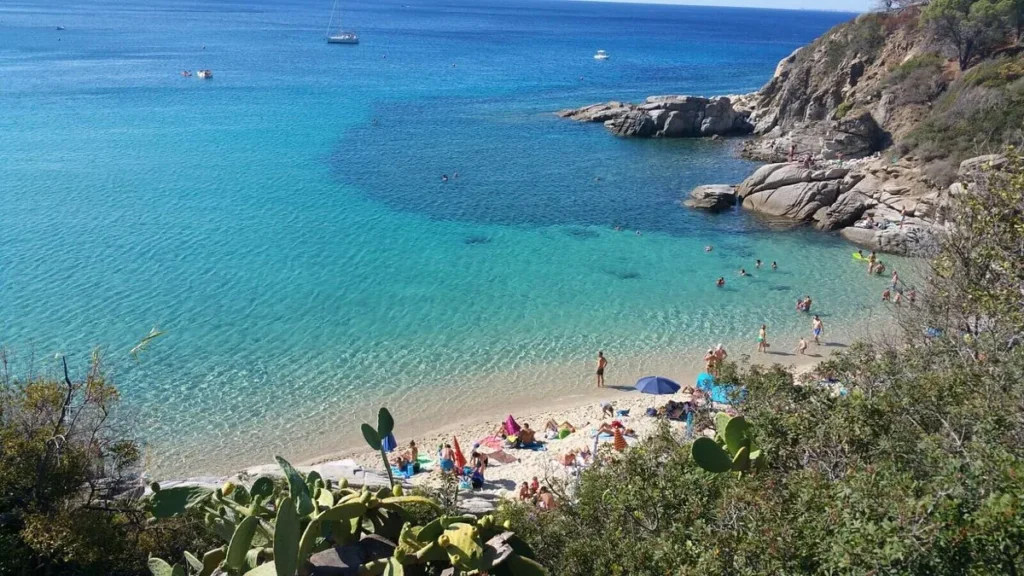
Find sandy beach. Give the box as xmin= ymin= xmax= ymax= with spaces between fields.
xmin=317 ymin=335 xmax=856 ymax=502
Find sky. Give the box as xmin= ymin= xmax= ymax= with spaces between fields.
xmin=583 ymin=0 xmax=870 ymax=11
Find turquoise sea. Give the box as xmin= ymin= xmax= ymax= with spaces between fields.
xmin=0 ymin=0 xmax=894 ymax=475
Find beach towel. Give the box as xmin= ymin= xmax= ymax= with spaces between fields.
xmin=503 ymin=415 xmax=522 ymax=437
xmin=615 ymin=409 xmax=630 ymax=417
xmin=478 ymin=436 xmax=505 ymax=450
xmin=484 ymin=449 xmax=519 ymax=464
xmin=452 ymin=436 xmax=468 ymax=470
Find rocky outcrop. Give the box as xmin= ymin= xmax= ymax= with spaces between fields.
xmin=736 ymin=164 xmax=858 ymax=221
xmin=558 ymin=95 xmax=754 ymax=138
xmin=683 ymin=185 xmax=736 ymax=212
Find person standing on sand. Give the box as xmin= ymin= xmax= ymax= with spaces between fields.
xmin=596 ymin=351 xmax=608 ymax=388
xmin=812 ymin=315 xmax=824 ymax=346
xmin=798 ymin=337 xmax=808 ymax=355
xmin=757 ymin=325 xmax=768 ymax=353
xmin=714 ymin=344 xmax=728 ymax=368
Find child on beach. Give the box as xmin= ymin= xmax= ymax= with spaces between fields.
xmin=518 ymin=482 xmax=531 ymax=501
xmin=798 ymin=337 xmax=808 ymax=355
xmin=757 ymin=325 xmax=768 ymax=353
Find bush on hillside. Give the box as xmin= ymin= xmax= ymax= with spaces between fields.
xmin=902 ymin=58 xmax=1024 ymax=161
xmin=500 ymin=152 xmax=1024 ymax=575
xmin=883 ymin=53 xmax=949 ymax=104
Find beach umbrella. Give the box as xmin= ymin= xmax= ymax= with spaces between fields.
xmin=634 ymin=376 xmax=681 ymax=395
xmin=452 ymin=436 xmax=468 ymax=470
xmin=381 ymin=432 xmax=397 ymax=453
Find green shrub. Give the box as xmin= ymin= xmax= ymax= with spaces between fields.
xmin=902 ymin=59 xmax=1024 ymax=161
xmin=835 ymin=101 xmax=854 ymax=119
xmin=964 ymin=55 xmax=1024 ymax=88
xmin=883 ymin=53 xmax=948 ymax=105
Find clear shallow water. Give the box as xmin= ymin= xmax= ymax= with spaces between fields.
xmin=0 ymin=0 xmax=885 ymax=475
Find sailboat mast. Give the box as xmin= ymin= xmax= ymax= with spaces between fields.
xmin=326 ymin=0 xmax=340 ymax=37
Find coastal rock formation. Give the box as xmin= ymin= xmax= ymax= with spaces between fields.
xmin=683 ymin=185 xmax=736 ymax=212
xmin=558 ymin=95 xmax=754 ymax=138
xmin=736 ymin=164 xmax=857 ymax=221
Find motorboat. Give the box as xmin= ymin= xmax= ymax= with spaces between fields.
xmin=196 ymin=69 xmax=213 ymax=79
xmin=594 ymin=50 xmax=609 ymax=60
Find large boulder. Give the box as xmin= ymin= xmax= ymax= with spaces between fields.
xmin=839 ymin=223 xmax=944 ymax=257
xmin=684 ymin=185 xmax=736 ymax=212
xmin=605 ymin=110 xmax=656 ymax=137
xmin=743 ymin=180 xmax=843 ymax=220
xmin=815 ymin=190 xmax=873 ymax=230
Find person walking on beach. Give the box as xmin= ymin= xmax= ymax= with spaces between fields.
xmin=812 ymin=315 xmax=824 ymax=346
xmin=596 ymin=351 xmax=608 ymax=388
xmin=797 ymin=337 xmax=808 ymax=355
xmin=757 ymin=325 xmax=768 ymax=353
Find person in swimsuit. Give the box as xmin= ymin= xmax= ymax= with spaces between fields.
xmin=771 ymin=261 xmax=778 ymax=270
xmin=704 ymin=348 xmax=716 ymax=375
xmin=812 ymin=315 xmax=824 ymax=346
xmin=739 ymin=268 xmax=748 ymax=277
xmin=882 ymin=287 xmax=891 ymax=302
xmin=757 ymin=325 xmax=768 ymax=353
xmin=596 ymin=351 xmax=608 ymax=388
xmin=803 ymin=295 xmax=812 ymax=312
xmin=797 ymin=337 xmax=808 ymax=355
xmin=716 ymin=277 xmax=725 ymax=288
xmin=755 ymin=259 xmax=763 ymax=269
xmin=439 ymin=443 xmax=455 ymax=474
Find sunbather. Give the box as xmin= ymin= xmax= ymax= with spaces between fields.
xmin=515 ymin=423 xmax=536 ymax=447
xmin=530 ymin=477 xmax=540 ymax=496
xmin=537 ymin=487 xmax=557 ymax=510
xmin=544 ymin=420 xmax=576 ymax=439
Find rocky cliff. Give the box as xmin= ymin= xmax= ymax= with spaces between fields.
xmin=558 ymin=5 xmax=1023 ymax=257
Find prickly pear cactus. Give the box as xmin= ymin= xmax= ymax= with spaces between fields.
xmin=438 ymin=522 xmax=485 ymax=573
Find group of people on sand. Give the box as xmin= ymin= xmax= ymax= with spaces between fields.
xmin=702 ymin=344 xmax=728 ymax=378
xmin=518 ymin=477 xmax=557 ymax=509
xmin=756 ymin=314 xmax=825 ymax=356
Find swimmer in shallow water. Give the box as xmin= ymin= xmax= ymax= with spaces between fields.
xmin=716 ymin=277 xmax=725 ymax=287
xmin=705 ymin=245 xmax=713 ymax=252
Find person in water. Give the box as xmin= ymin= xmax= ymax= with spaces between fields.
xmin=441 ymin=174 xmax=448 ymax=182
xmin=803 ymin=295 xmax=813 ymax=312
xmin=771 ymin=261 xmax=778 ymax=270
xmin=882 ymin=287 xmax=891 ymax=302
xmin=739 ymin=268 xmax=748 ymax=277
xmin=756 ymin=259 xmax=763 ymax=269
xmin=705 ymin=245 xmax=713 ymax=252
xmin=716 ymin=277 xmax=725 ymax=287
xmin=757 ymin=324 xmax=768 ymax=353
xmin=595 ymin=351 xmax=608 ymax=388
xmin=812 ymin=315 xmax=824 ymax=346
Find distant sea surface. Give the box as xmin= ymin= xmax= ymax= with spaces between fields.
xmin=0 ymin=0 xmax=879 ymax=475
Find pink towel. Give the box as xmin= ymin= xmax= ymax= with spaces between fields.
xmin=478 ymin=436 xmax=505 ymax=450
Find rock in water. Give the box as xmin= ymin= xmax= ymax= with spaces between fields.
xmin=683 ymin=185 xmax=737 ymax=213
xmin=558 ymin=95 xmax=755 ymax=139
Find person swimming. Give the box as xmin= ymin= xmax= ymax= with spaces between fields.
xmin=756 ymin=259 xmax=763 ymax=269
xmin=441 ymin=174 xmax=448 ymax=182
xmin=716 ymin=277 xmax=725 ymax=287
xmin=771 ymin=261 xmax=778 ymax=270
xmin=705 ymin=245 xmax=713 ymax=252
xmin=739 ymin=268 xmax=748 ymax=277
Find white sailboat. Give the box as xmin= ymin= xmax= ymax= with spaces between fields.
xmin=326 ymin=0 xmax=358 ymax=44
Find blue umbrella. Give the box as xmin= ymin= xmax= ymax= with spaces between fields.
xmin=634 ymin=376 xmax=681 ymax=395
xmin=381 ymin=432 xmax=397 ymax=453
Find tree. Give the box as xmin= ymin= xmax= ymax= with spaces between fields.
xmin=924 ymin=0 xmax=1014 ymax=69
